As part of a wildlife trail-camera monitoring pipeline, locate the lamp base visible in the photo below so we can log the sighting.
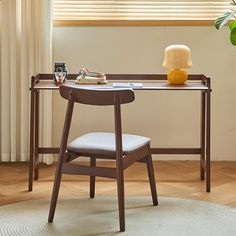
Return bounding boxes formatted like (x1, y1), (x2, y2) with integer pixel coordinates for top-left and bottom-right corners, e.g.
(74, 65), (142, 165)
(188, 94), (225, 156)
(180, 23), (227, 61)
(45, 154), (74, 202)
(167, 69), (187, 85)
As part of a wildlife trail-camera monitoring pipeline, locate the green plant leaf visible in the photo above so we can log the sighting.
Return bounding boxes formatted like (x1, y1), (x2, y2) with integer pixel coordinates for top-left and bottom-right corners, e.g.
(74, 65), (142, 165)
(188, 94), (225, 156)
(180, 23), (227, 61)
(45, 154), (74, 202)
(230, 28), (236, 45)
(215, 12), (234, 29)
(231, 0), (236, 5)
(229, 20), (236, 31)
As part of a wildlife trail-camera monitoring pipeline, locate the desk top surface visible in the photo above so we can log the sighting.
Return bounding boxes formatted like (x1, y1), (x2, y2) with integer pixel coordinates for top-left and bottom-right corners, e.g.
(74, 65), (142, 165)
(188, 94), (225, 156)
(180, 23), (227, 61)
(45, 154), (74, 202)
(33, 80), (209, 91)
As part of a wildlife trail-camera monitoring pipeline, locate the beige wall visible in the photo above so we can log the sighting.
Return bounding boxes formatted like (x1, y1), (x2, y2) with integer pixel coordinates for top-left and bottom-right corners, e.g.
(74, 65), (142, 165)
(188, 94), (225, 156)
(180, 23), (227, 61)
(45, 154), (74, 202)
(52, 26), (236, 160)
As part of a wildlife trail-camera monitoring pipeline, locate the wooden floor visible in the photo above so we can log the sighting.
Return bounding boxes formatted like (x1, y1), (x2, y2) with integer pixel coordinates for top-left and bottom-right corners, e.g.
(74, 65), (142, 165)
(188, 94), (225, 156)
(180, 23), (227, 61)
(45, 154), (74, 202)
(0, 161), (236, 208)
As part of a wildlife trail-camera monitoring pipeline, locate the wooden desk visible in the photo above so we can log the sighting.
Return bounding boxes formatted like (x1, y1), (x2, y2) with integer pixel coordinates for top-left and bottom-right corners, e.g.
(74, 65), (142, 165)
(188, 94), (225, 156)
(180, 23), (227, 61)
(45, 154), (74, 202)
(29, 74), (211, 192)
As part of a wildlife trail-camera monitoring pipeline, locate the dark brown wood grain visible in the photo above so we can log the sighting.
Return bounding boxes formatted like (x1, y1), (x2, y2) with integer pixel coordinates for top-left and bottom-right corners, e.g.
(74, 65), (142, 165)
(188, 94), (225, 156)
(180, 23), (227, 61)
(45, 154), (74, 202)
(60, 85), (135, 106)
(34, 73), (208, 81)
(48, 86), (158, 232)
(29, 73), (211, 196)
(48, 100), (74, 223)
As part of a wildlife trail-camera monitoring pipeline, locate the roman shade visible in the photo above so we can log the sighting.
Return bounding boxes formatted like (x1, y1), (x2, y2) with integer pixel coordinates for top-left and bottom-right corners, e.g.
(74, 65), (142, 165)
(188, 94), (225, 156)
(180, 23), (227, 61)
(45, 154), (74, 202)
(53, 0), (232, 26)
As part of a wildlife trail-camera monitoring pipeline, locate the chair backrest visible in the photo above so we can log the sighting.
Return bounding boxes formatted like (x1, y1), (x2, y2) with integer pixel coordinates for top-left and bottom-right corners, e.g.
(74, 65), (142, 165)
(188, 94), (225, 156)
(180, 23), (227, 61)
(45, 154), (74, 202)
(59, 85), (135, 161)
(60, 85), (135, 105)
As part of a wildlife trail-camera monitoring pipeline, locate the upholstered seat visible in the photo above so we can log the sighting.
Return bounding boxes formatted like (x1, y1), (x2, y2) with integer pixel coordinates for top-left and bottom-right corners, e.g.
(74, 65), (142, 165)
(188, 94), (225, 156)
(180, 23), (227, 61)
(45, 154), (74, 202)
(68, 132), (150, 156)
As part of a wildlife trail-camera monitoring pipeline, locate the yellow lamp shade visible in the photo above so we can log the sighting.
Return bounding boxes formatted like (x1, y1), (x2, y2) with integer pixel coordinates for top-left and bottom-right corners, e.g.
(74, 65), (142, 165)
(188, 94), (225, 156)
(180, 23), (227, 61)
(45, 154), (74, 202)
(163, 45), (192, 69)
(163, 44), (192, 85)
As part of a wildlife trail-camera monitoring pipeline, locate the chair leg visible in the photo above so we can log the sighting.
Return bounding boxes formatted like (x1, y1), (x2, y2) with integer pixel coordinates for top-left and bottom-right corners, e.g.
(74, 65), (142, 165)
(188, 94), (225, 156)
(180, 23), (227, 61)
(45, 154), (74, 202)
(90, 157), (96, 198)
(48, 154), (65, 223)
(117, 169), (125, 232)
(146, 153), (158, 206)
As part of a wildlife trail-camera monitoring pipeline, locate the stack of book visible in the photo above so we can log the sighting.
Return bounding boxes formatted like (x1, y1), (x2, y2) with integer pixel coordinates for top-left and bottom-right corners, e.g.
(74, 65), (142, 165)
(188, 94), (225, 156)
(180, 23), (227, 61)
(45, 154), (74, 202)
(76, 68), (107, 85)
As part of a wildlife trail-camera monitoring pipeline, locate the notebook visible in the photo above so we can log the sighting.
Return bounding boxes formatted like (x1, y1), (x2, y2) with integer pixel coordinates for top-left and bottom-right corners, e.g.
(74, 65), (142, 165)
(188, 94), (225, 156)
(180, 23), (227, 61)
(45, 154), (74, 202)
(112, 83), (143, 88)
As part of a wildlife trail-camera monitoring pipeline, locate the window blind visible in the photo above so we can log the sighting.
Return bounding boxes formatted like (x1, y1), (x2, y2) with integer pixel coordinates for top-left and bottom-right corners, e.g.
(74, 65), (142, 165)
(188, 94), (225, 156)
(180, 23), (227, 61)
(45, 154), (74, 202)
(53, 0), (233, 26)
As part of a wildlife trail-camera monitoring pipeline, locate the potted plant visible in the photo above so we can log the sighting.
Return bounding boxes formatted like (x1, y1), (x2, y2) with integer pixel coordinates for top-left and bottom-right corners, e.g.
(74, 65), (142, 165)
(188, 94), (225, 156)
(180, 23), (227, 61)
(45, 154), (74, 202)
(215, 0), (236, 45)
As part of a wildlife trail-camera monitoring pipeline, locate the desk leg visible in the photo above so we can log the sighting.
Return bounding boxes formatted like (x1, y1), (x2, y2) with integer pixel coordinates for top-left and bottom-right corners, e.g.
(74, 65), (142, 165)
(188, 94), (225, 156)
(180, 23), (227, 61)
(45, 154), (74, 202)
(200, 92), (206, 181)
(34, 91), (39, 180)
(29, 89), (35, 191)
(206, 89), (211, 192)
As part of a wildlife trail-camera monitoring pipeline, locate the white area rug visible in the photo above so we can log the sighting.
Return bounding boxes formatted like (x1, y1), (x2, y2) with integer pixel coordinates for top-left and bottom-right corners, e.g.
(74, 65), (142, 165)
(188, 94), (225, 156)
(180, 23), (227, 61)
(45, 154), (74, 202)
(0, 197), (236, 236)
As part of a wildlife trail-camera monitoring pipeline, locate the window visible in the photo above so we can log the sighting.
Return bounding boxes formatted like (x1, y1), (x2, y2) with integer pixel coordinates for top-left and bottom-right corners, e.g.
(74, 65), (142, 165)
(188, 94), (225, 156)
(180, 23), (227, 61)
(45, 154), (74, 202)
(53, 0), (232, 26)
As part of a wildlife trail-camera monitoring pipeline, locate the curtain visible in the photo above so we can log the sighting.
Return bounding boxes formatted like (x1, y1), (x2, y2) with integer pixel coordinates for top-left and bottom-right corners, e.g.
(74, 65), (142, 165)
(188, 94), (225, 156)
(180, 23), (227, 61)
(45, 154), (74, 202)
(0, 0), (53, 164)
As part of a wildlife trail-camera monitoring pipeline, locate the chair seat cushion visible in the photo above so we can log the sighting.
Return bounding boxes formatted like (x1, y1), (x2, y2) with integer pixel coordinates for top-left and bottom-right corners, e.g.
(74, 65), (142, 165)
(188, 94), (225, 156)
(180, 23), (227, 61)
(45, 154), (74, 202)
(67, 132), (150, 156)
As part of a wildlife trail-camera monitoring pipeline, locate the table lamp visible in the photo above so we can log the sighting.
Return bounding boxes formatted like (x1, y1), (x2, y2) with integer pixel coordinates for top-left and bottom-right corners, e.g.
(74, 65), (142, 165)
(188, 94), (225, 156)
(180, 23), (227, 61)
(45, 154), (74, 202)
(163, 45), (192, 85)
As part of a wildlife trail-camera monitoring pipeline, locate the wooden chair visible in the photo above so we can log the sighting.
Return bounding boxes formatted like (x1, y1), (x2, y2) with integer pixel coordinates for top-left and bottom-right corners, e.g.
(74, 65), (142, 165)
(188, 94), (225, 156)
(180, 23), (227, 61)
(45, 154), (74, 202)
(48, 85), (158, 232)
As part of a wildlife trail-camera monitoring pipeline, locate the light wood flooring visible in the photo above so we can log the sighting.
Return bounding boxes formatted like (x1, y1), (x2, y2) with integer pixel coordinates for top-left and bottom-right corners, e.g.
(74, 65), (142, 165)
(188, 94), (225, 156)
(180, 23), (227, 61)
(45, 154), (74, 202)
(0, 161), (236, 207)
